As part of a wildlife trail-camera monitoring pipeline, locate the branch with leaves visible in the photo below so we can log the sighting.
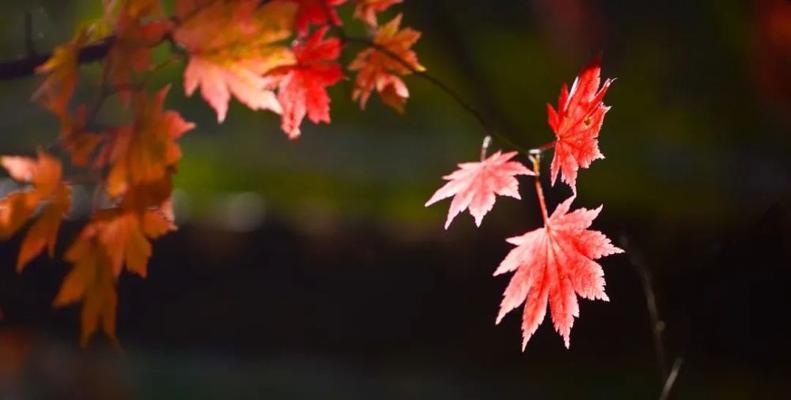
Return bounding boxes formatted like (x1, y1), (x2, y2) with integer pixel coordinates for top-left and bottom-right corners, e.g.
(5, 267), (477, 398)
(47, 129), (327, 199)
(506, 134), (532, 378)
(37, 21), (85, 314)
(0, 0), (622, 352)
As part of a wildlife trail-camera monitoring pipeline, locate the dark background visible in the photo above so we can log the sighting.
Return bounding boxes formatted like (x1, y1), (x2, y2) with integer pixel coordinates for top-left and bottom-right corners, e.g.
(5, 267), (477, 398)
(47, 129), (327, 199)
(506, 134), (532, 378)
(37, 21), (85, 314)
(0, 0), (789, 398)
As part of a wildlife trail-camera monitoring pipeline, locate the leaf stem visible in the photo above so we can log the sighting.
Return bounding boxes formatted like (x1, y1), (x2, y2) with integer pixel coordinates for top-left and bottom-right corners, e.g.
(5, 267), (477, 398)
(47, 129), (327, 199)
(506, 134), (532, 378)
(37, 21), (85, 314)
(530, 153), (549, 224)
(480, 135), (491, 160)
(533, 141), (556, 153)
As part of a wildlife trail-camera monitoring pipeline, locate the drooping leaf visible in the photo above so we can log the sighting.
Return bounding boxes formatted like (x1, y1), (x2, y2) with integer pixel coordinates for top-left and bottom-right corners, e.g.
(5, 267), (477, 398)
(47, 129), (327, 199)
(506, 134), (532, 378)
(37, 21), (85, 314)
(53, 233), (118, 347)
(348, 14), (423, 112)
(32, 18), (110, 120)
(547, 56), (613, 192)
(104, 0), (171, 104)
(90, 208), (175, 277)
(16, 184), (70, 270)
(270, 26), (342, 139)
(353, 0), (401, 26)
(174, 0), (297, 122)
(494, 196), (623, 349)
(32, 33), (84, 120)
(59, 105), (102, 167)
(100, 86), (194, 197)
(425, 151), (533, 229)
(0, 193), (38, 240)
(53, 178), (175, 346)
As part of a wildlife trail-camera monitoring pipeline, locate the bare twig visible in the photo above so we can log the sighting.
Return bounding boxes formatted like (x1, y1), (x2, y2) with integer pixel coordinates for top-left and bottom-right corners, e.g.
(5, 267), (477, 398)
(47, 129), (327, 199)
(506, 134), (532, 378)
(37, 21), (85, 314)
(620, 236), (687, 400)
(659, 357), (684, 400)
(622, 235), (668, 380)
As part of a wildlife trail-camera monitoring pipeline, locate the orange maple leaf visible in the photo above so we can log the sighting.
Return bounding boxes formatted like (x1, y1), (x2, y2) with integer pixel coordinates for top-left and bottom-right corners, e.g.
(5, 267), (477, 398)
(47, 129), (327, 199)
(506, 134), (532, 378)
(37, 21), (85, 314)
(353, 0), (401, 26)
(101, 86), (194, 197)
(547, 56), (613, 192)
(92, 207), (174, 278)
(53, 233), (118, 347)
(16, 185), (70, 271)
(348, 14), (423, 112)
(174, 0), (297, 122)
(53, 177), (175, 345)
(104, 0), (171, 104)
(32, 32), (86, 120)
(59, 105), (102, 167)
(494, 196), (623, 349)
(0, 151), (71, 272)
(425, 151), (533, 229)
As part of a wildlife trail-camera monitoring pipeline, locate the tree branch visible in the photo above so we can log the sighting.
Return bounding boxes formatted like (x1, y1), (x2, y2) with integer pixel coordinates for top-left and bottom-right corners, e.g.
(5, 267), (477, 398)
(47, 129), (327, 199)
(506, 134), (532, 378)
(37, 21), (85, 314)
(0, 38), (113, 81)
(339, 32), (555, 155)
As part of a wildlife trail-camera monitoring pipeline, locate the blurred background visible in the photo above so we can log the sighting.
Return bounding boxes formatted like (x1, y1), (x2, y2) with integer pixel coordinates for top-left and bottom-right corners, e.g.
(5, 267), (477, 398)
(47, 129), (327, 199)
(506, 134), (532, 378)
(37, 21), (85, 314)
(0, 0), (789, 398)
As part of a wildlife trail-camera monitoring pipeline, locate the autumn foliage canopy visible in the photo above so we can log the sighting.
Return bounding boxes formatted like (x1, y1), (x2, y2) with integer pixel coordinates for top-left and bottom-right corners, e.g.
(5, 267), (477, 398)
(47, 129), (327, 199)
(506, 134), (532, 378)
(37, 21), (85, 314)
(1, 0), (621, 350)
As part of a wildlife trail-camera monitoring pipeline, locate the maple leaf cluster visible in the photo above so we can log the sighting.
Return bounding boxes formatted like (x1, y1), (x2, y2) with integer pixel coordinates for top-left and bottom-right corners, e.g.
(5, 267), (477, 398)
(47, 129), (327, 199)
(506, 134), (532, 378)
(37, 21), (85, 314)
(426, 56), (623, 349)
(3, 0), (623, 353)
(1, 0), (423, 346)
(174, 0), (422, 138)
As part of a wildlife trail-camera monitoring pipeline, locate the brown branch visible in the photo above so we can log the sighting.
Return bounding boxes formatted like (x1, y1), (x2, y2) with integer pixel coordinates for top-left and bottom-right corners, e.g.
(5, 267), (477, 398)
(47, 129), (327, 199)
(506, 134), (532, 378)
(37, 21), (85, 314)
(0, 38), (113, 81)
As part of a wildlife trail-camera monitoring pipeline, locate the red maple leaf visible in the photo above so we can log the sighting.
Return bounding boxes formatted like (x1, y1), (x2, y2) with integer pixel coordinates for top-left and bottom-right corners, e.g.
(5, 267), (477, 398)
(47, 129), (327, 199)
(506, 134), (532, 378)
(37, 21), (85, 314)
(289, 0), (346, 36)
(547, 56), (613, 192)
(425, 151), (533, 229)
(494, 196), (623, 349)
(271, 27), (342, 139)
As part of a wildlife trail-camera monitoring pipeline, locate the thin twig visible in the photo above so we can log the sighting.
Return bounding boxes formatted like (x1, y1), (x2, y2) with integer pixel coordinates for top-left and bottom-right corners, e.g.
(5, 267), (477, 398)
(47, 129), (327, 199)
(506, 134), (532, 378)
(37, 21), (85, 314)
(658, 357), (684, 400)
(340, 32), (548, 154)
(621, 235), (668, 380)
